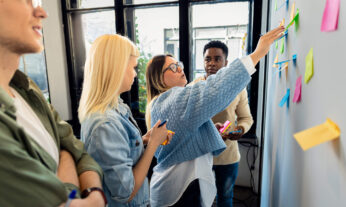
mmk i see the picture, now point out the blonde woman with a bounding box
[79,34,171,207]
[145,26,284,207]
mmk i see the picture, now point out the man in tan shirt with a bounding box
[192,40,253,207]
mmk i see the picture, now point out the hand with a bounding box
[58,192,105,207]
[148,120,170,147]
[214,123,228,141]
[220,126,244,141]
[214,122,223,131]
[250,26,285,66]
[227,126,244,141]
[142,128,152,145]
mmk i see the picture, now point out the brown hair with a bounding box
[145,54,173,104]
[145,54,172,129]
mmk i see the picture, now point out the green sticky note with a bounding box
[275,0,278,11]
[275,40,278,49]
[304,48,314,83]
[280,39,284,54]
[295,9,300,31]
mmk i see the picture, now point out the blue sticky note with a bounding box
[278,64,282,78]
[292,54,297,66]
[286,0,290,9]
[279,89,290,108]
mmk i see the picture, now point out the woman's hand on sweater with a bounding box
[148,120,170,147]
[250,26,285,66]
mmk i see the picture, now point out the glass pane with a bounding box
[126,6,179,113]
[70,0,114,9]
[18,52,50,101]
[191,2,250,79]
[125,0,176,5]
[69,10,116,98]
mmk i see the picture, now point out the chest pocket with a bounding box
[128,133,143,164]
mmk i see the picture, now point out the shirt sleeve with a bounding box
[84,120,135,203]
[49,104,103,178]
[0,124,67,207]
[235,89,254,133]
[240,56,256,75]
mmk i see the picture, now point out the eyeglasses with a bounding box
[163,61,184,73]
[29,0,42,8]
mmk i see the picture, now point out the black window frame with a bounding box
[61,0,263,139]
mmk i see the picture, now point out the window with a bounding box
[125,0,176,5]
[191,2,249,79]
[18,51,50,101]
[61,0,261,137]
[125,6,179,113]
[70,0,114,9]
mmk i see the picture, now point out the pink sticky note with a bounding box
[321,0,340,32]
[293,76,302,103]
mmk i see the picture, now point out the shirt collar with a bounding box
[0,70,28,115]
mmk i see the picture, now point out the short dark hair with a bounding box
[203,40,228,59]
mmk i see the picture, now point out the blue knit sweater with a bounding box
[150,58,251,169]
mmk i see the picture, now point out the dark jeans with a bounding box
[170,179,202,207]
[213,162,239,207]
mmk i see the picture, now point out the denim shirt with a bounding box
[81,99,149,207]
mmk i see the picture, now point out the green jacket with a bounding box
[0,70,103,207]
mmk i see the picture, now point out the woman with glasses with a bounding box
[145,26,285,207]
[78,34,172,207]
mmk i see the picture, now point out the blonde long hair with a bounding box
[145,54,172,129]
[78,34,139,122]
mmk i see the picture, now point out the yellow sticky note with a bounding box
[304,48,314,83]
[242,33,247,50]
[290,2,296,22]
[283,62,289,79]
[280,18,285,27]
[273,54,279,68]
[294,119,340,151]
[162,130,175,146]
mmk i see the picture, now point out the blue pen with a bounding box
[158,120,167,128]
[65,189,77,207]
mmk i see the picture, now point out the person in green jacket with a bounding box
[0,0,106,206]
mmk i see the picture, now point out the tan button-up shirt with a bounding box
[191,76,254,165]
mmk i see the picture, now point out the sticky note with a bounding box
[162,130,175,145]
[295,9,300,31]
[279,88,290,108]
[273,54,279,68]
[280,18,285,27]
[293,76,302,103]
[321,0,340,32]
[294,119,340,151]
[279,64,282,78]
[275,0,278,11]
[292,54,297,66]
[304,48,314,83]
[286,9,299,31]
[290,2,296,22]
[275,41,278,49]
[283,62,289,79]
[220,121,232,134]
[280,39,285,54]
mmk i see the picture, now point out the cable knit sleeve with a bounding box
[151,58,251,129]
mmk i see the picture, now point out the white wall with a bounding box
[42,1,72,120]
[261,0,346,206]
